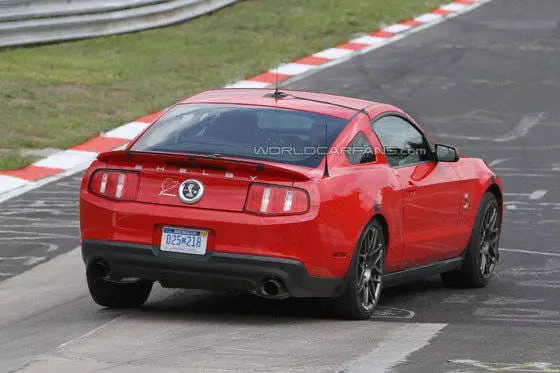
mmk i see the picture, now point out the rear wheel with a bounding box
[87,273,153,309]
[441,192,501,288]
[334,219,385,320]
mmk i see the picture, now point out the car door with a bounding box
[372,114,463,267]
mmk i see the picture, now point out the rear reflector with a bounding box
[245,184,309,215]
[89,170,139,201]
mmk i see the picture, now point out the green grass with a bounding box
[0,0,446,170]
[0,155,40,171]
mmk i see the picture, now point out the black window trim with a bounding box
[370,112,435,169]
[345,131,376,165]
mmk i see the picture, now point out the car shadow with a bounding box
[120,276,461,324]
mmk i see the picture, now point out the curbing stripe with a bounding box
[102,121,150,140]
[0,175,29,193]
[336,42,371,51]
[370,30,395,38]
[1,165,63,181]
[399,18,424,27]
[225,80,270,88]
[33,150,98,170]
[415,12,443,22]
[270,63,316,76]
[293,56,330,66]
[313,47,355,60]
[382,23,413,33]
[71,136,130,153]
[0,0,492,197]
[441,3,468,11]
[249,72,291,83]
[350,35,388,46]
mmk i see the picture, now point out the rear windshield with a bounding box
[130,104,348,167]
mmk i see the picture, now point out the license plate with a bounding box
[160,227,208,255]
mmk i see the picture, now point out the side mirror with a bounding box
[435,144,459,162]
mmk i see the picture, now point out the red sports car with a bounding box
[80,89,503,319]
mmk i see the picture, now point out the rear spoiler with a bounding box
[97,151,313,181]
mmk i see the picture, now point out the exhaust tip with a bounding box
[259,277,288,299]
[87,259,111,279]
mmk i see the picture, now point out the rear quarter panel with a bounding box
[305,165,403,275]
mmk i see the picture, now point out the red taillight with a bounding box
[89,170,140,201]
[245,184,309,215]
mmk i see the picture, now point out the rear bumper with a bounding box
[82,240,344,298]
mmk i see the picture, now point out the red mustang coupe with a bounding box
[80,89,503,319]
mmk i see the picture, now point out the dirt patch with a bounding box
[33,84,92,95]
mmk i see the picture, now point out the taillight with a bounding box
[89,170,140,201]
[245,184,309,215]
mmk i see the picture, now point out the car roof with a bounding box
[180,88,381,120]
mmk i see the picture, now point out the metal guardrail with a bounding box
[0,0,240,48]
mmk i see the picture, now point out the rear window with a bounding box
[131,104,348,167]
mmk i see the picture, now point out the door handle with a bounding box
[404,181,417,193]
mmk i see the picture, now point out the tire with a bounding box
[87,273,153,309]
[333,219,386,320]
[441,192,501,288]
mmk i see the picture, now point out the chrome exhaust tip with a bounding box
[259,277,289,299]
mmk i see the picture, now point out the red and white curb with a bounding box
[0,0,490,198]
[0,111,162,196]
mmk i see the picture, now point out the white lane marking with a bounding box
[537,220,560,224]
[0,256,46,266]
[482,297,546,305]
[270,63,315,75]
[505,205,540,211]
[103,121,149,140]
[437,113,545,143]
[501,248,560,257]
[474,307,559,319]
[57,316,123,350]
[342,323,446,373]
[504,189,547,201]
[488,158,511,167]
[518,280,560,289]
[494,113,545,142]
[499,173,557,177]
[529,190,548,200]
[371,306,415,319]
[496,167,560,172]
[450,360,560,371]
[442,294,477,304]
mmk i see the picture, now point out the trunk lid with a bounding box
[98,151,317,212]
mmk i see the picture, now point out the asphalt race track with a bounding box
[1,0,560,372]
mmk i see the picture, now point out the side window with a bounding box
[372,116,432,167]
[345,132,375,165]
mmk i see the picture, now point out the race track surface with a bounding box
[1,0,559,371]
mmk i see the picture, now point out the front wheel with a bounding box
[334,219,386,320]
[441,192,501,288]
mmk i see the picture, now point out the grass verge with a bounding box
[0,0,446,170]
